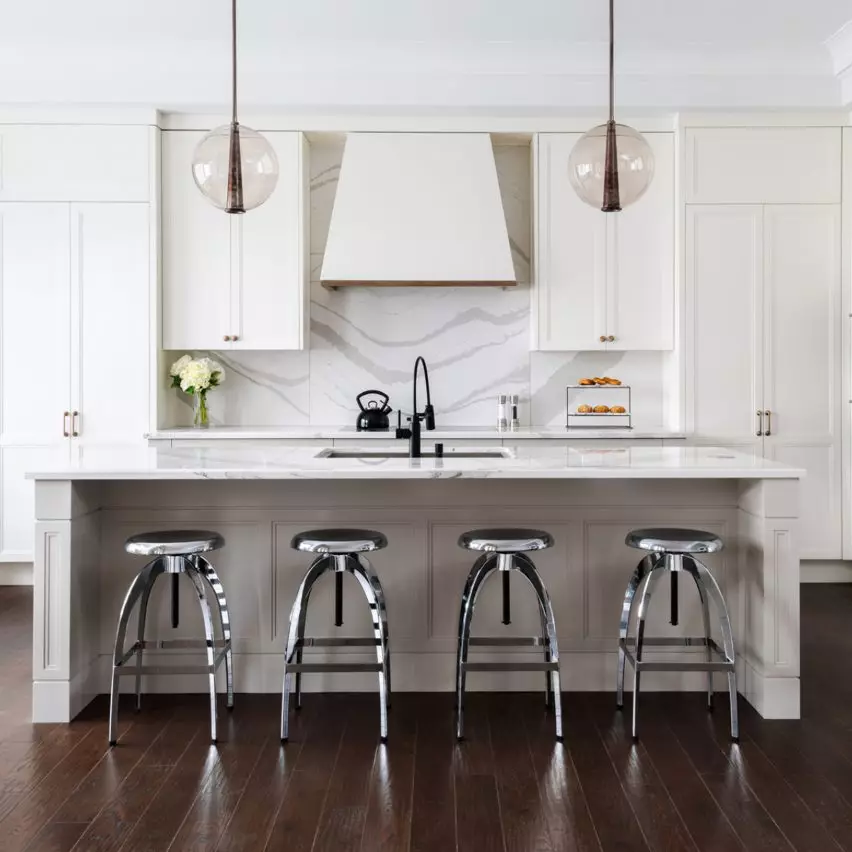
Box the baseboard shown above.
[801,559,852,583]
[0,562,33,585]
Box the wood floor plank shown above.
[20,821,87,852]
[409,694,456,852]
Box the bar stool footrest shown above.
[295,637,380,649]
[462,661,559,672]
[620,638,734,672]
[287,662,383,674]
[468,636,548,647]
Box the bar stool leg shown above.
[281,556,328,742]
[354,555,392,706]
[186,564,219,743]
[515,553,563,741]
[682,558,715,711]
[632,564,665,742]
[689,557,739,741]
[455,554,498,741]
[617,556,653,709]
[198,556,235,710]
[134,559,165,712]
[350,560,390,742]
[109,565,155,746]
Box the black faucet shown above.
[395,356,436,458]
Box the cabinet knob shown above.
[232,335,239,342]
[607,335,615,342]
[223,335,230,342]
[599,335,606,343]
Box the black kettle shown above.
[356,390,393,431]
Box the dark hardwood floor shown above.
[1,584,852,851]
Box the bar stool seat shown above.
[281,528,391,744]
[455,528,562,742]
[460,528,553,553]
[109,530,233,747]
[618,526,738,743]
[625,528,723,554]
[292,528,387,554]
[125,530,225,556]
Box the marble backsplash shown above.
[165,140,667,430]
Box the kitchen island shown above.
[27,444,802,723]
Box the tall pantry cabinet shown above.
[686,127,843,560]
[0,125,156,561]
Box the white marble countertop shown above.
[147,425,686,441]
[27,445,804,481]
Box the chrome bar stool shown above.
[455,528,562,742]
[617,527,738,742]
[108,530,233,746]
[281,529,390,744]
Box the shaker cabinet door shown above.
[534,134,606,351]
[607,133,675,351]
[161,131,232,350]
[70,203,151,446]
[687,205,764,441]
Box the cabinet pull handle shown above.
[764,410,772,437]
[599,335,606,343]
[63,411,70,438]
[607,335,615,342]
[756,410,763,437]
[71,411,79,437]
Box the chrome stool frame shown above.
[455,529,562,742]
[281,529,390,744]
[108,531,233,746]
[617,528,738,742]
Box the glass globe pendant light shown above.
[568,0,654,211]
[191,0,278,213]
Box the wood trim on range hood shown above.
[320,132,517,289]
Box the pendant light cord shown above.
[231,0,238,125]
[608,0,615,123]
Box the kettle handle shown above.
[356,389,390,412]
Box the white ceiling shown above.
[2,1,851,110]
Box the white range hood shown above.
[321,132,516,288]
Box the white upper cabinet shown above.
[533,132,674,351]
[685,128,841,205]
[162,130,308,351]
[0,125,151,202]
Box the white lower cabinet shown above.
[0,201,152,560]
[688,203,842,559]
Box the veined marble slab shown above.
[27,445,803,481]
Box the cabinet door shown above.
[763,205,841,559]
[607,133,675,350]
[0,126,150,202]
[161,131,232,350]
[0,204,72,444]
[687,205,764,442]
[70,203,151,447]
[533,134,606,351]
[232,132,308,350]
[685,128,841,205]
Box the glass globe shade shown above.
[568,123,655,210]
[191,124,279,212]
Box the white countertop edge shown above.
[147,426,686,441]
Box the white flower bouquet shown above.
[169,355,225,428]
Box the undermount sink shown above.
[316,448,511,460]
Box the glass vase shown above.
[193,392,210,428]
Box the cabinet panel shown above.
[688,205,763,440]
[0,204,72,444]
[234,133,307,350]
[686,128,841,205]
[534,134,605,351]
[0,126,150,202]
[161,131,231,350]
[763,205,840,441]
[608,133,675,350]
[70,204,151,446]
